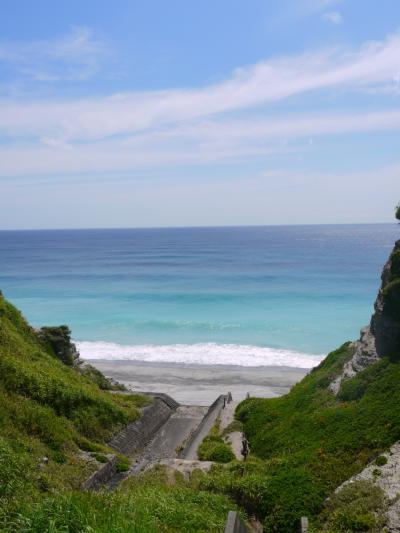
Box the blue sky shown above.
[1,0,400,228]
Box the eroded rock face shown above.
[329,328,378,395]
[330,239,400,394]
[370,239,400,360]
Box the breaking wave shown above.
[76,341,324,369]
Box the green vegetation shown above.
[314,480,388,532]
[396,203,400,221]
[197,420,235,463]
[78,363,126,390]
[6,465,237,532]
[0,293,239,532]
[197,343,400,531]
[116,455,131,473]
[0,293,150,527]
[91,452,109,463]
[375,455,388,466]
[37,325,79,366]
[221,419,243,436]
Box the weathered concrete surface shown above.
[180,395,226,460]
[81,455,118,490]
[219,400,243,460]
[138,405,207,462]
[336,442,400,532]
[109,397,176,456]
[126,404,208,477]
[224,511,249,533]
[158,458,214,480]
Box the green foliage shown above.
[198,436,235,463]
[37,325,78,366]
[214,343,400,531]
[116,455,131,473]
[396,203,400,221]
[0,293,148,522]
[221,419,243,436]
[77,363,126,390]
[318,480,387,532]
[92,452,108,463]
[197,420,235,463]
[375,455,388,466]
[6,469,236,533]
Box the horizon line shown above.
[0,221,397,232]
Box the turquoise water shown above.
[0,224,398,367]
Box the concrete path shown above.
[180,395,226,460]
[130,405,208,473]
[219,400,243,461]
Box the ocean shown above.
[0,224,398,369]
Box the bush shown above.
[116,456,131,473]
[197,420,235,464]
[320,480,387,532]
[198,438,235,463]
[92,453,108,463]
[375,455,388,466]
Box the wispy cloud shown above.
[1,32,400,145]
[323,11,343,24]
[0,26,108,82]
[0,109,399,177]
[0,32,399,178]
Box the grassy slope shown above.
[198,343,400,531]
[0,294,236,531]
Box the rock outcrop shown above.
[370,239,400,360]
[335,442,400,532]
[330,239,400,394]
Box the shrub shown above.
[116,456,131,473]
[321,480,387,532]
[198,438,235,463]
[92,453,108,463]
[375,455,388,466]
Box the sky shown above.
[0,0,400,229]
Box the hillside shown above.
[0,293,236,532]
[198,240,400,531]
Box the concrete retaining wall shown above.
[81,455,118,491]
[224,511,249,533]
[108,396,178,456]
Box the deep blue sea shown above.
[0,224,398,368]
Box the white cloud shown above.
[0,109,399,177]
[0,27,108,82]
[323,11,343,24]
[0,32,399,179]
[0,32,399,145]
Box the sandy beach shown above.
[89,360,309,405]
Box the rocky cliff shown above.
[330,239,400,394]
[370,239,400,360]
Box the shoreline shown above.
[88,359,310,405]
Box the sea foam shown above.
[76,341,324,369]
